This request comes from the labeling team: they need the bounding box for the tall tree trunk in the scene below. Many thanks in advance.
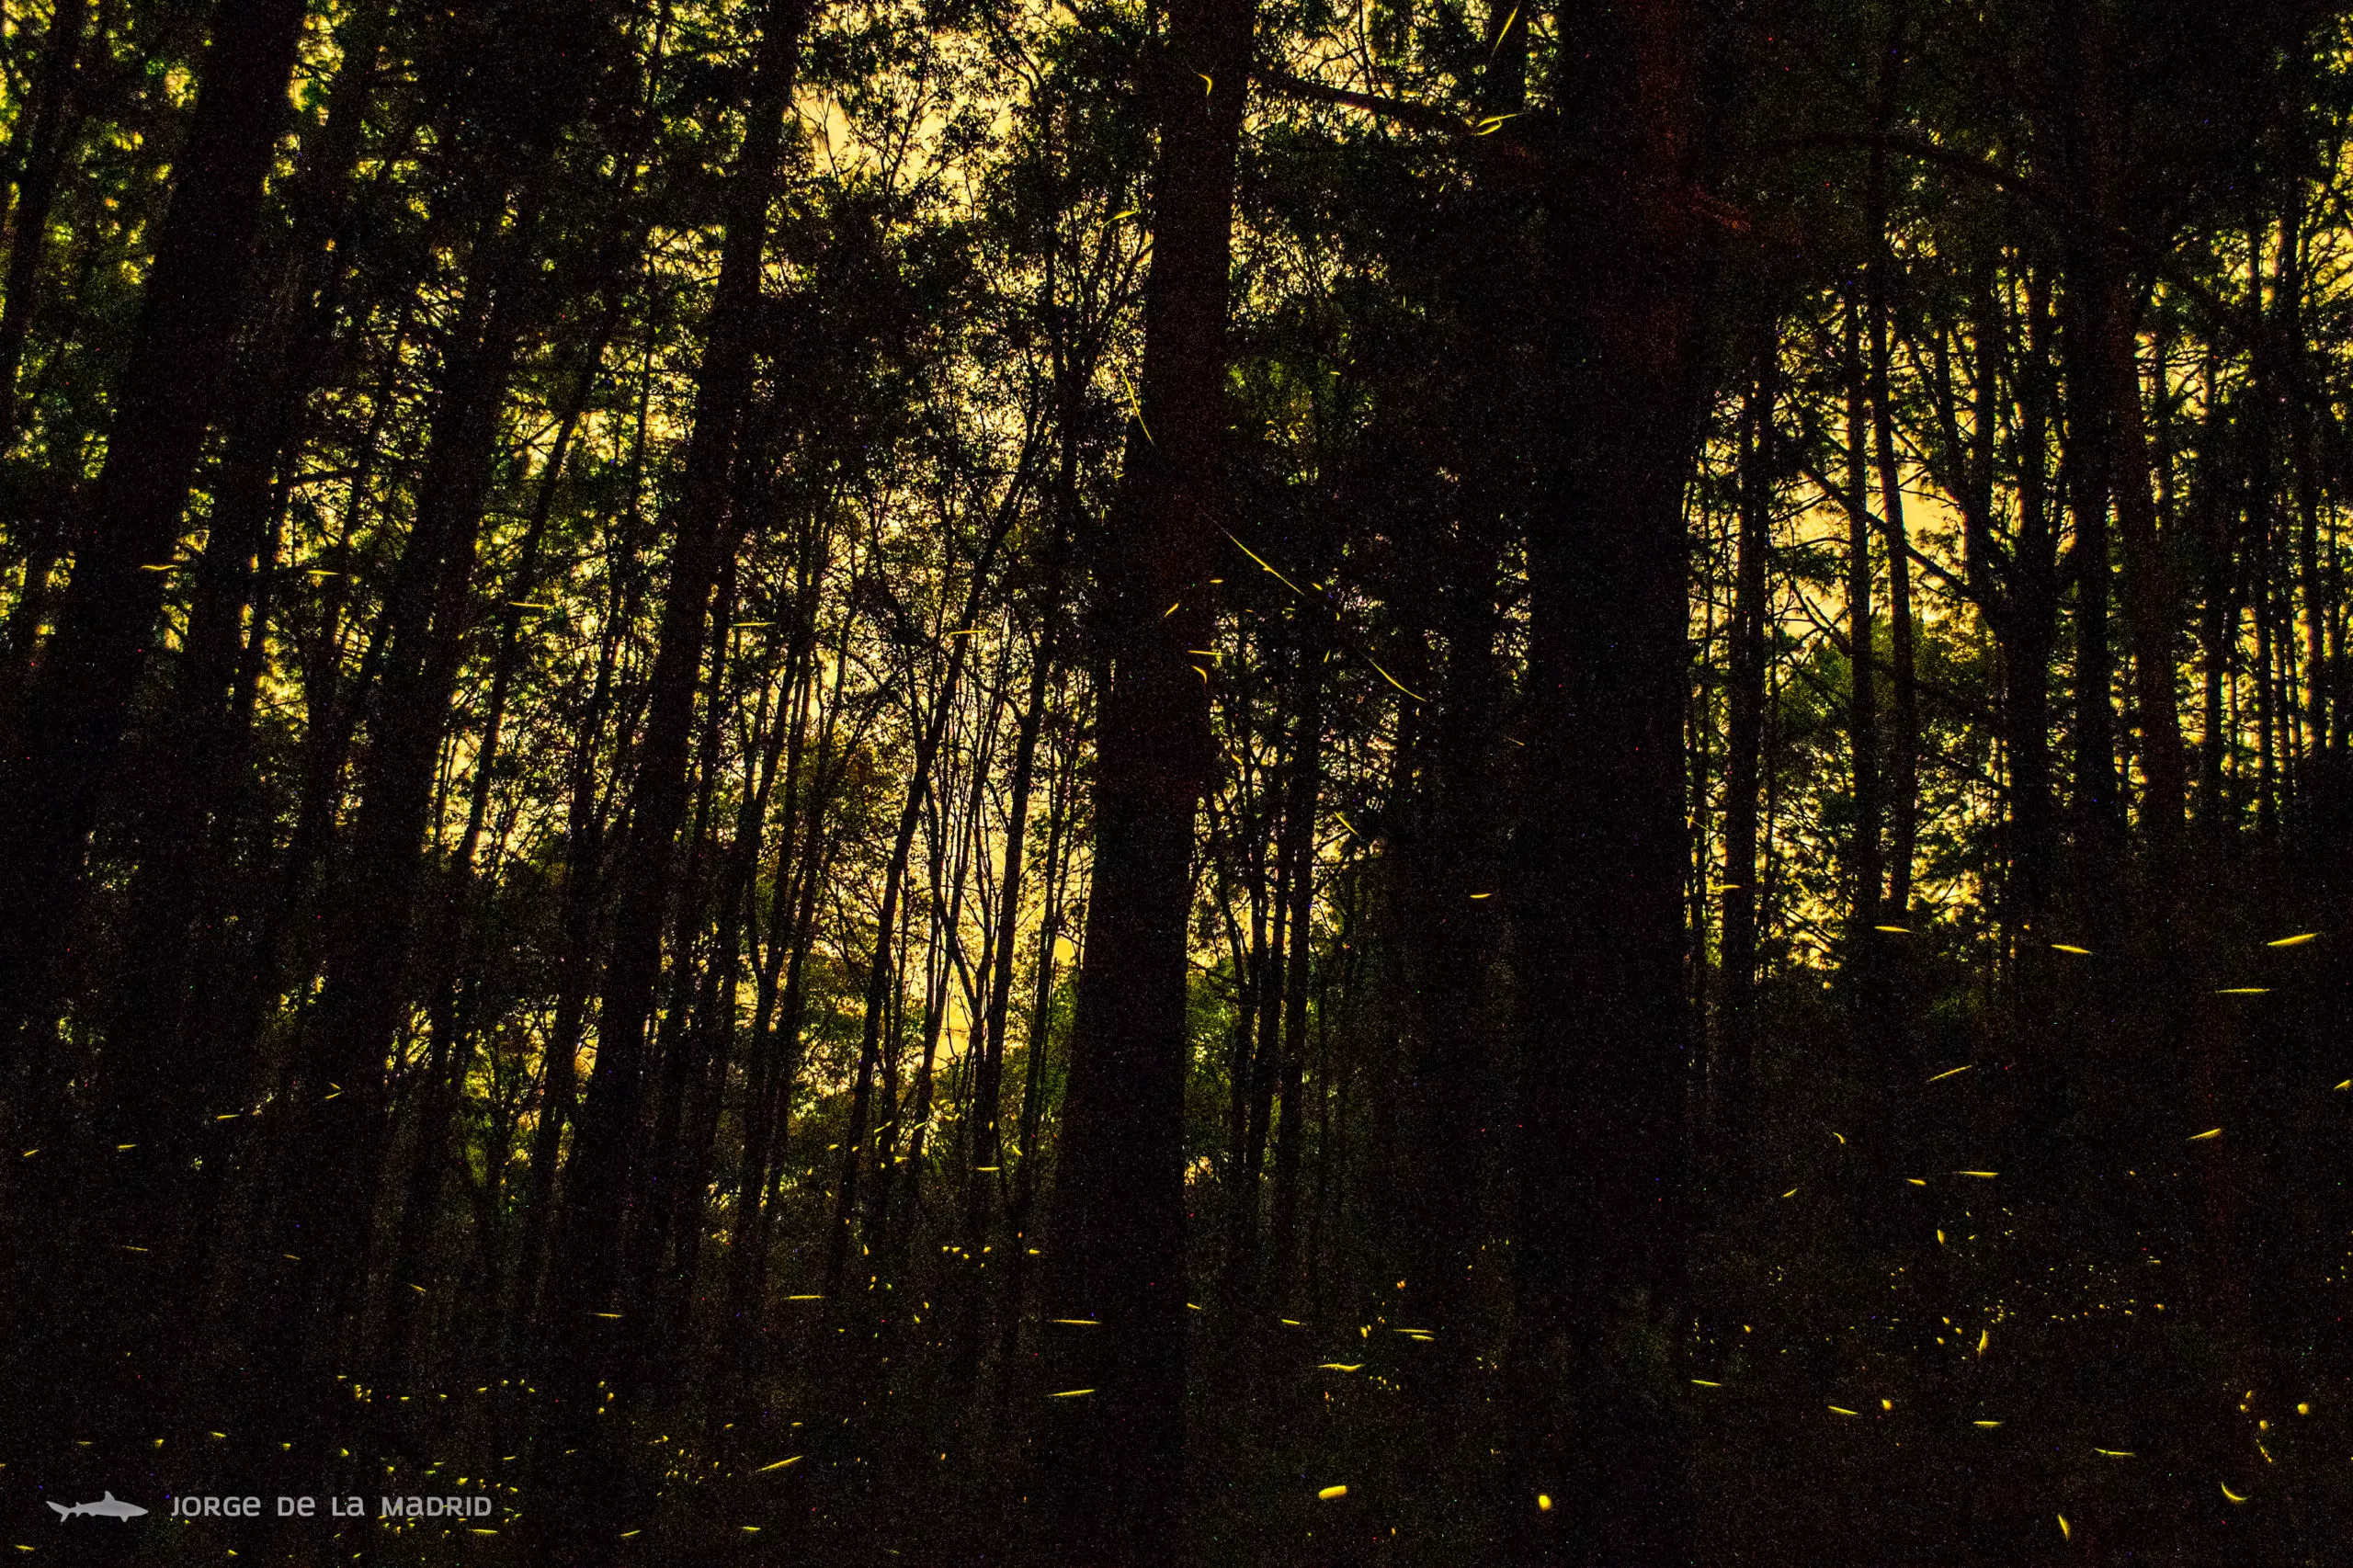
[1391,407,1507,1386]
[1867,5,1916,920]
[2197,357,2234,835]
[1034,0,1256,1552]
[2105,289,2187,855]
[822,493,1019,1297]
[553,0,808,1342]
[269,218,540,1440]
[539,13,807,1540]
[507,509,635,1369]
[0,0,311,1059]
[713,526,836,1432]
[2057,16,2122,867]
[2280,201,2330,765]
[1263,640,1321,1315]
[1508,2,1699,1561]
[0,0,86,444]
[373,353,603,1394]
[650,611,787,1401]
[1718,336,1774,1168]
[2008,267,2063,955]
[993,704,1076,1401]
[949,611,1053,1398]
[629,553,740,1341]
[1844,296,1882,938]
[1216,792,1270,1319]
[106,0,397,1122]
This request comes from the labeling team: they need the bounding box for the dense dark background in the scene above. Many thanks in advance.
[0,0,2348,1562]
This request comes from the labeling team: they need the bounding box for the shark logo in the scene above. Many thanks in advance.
[48,1491,148,1522]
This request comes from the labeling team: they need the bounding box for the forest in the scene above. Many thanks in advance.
[1,0,2349,1562]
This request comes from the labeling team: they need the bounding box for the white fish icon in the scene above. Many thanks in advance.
[48,1491,148,1521]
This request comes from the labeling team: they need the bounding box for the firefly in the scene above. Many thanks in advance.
[1363,654,1427,702]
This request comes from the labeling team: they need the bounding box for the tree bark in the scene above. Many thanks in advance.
[1034,0,1256,1552]
[1507,2,1700,1561]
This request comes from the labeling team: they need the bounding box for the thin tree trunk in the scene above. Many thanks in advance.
[949,612,1053,1399]
[1867,6,1916,919]
[0,0,85,444]
[2105,291,2187,853]
[713,524,836,1432]
[372,335,604,1394]
[271,213,541,1418]
[652,619,790,1400]
[629,551,740,1346]
[1264,640,1321,1316]
[1719,336,1774,1167]
[2063,253,2121,860]
[1845,296,1882,938]
[2009,267,2063,950]
[551,5,813,1420]
[993,700,1076,1401]
[507,423,649,1369]
[0,0,312,1057]
[823,484,1024,1298]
